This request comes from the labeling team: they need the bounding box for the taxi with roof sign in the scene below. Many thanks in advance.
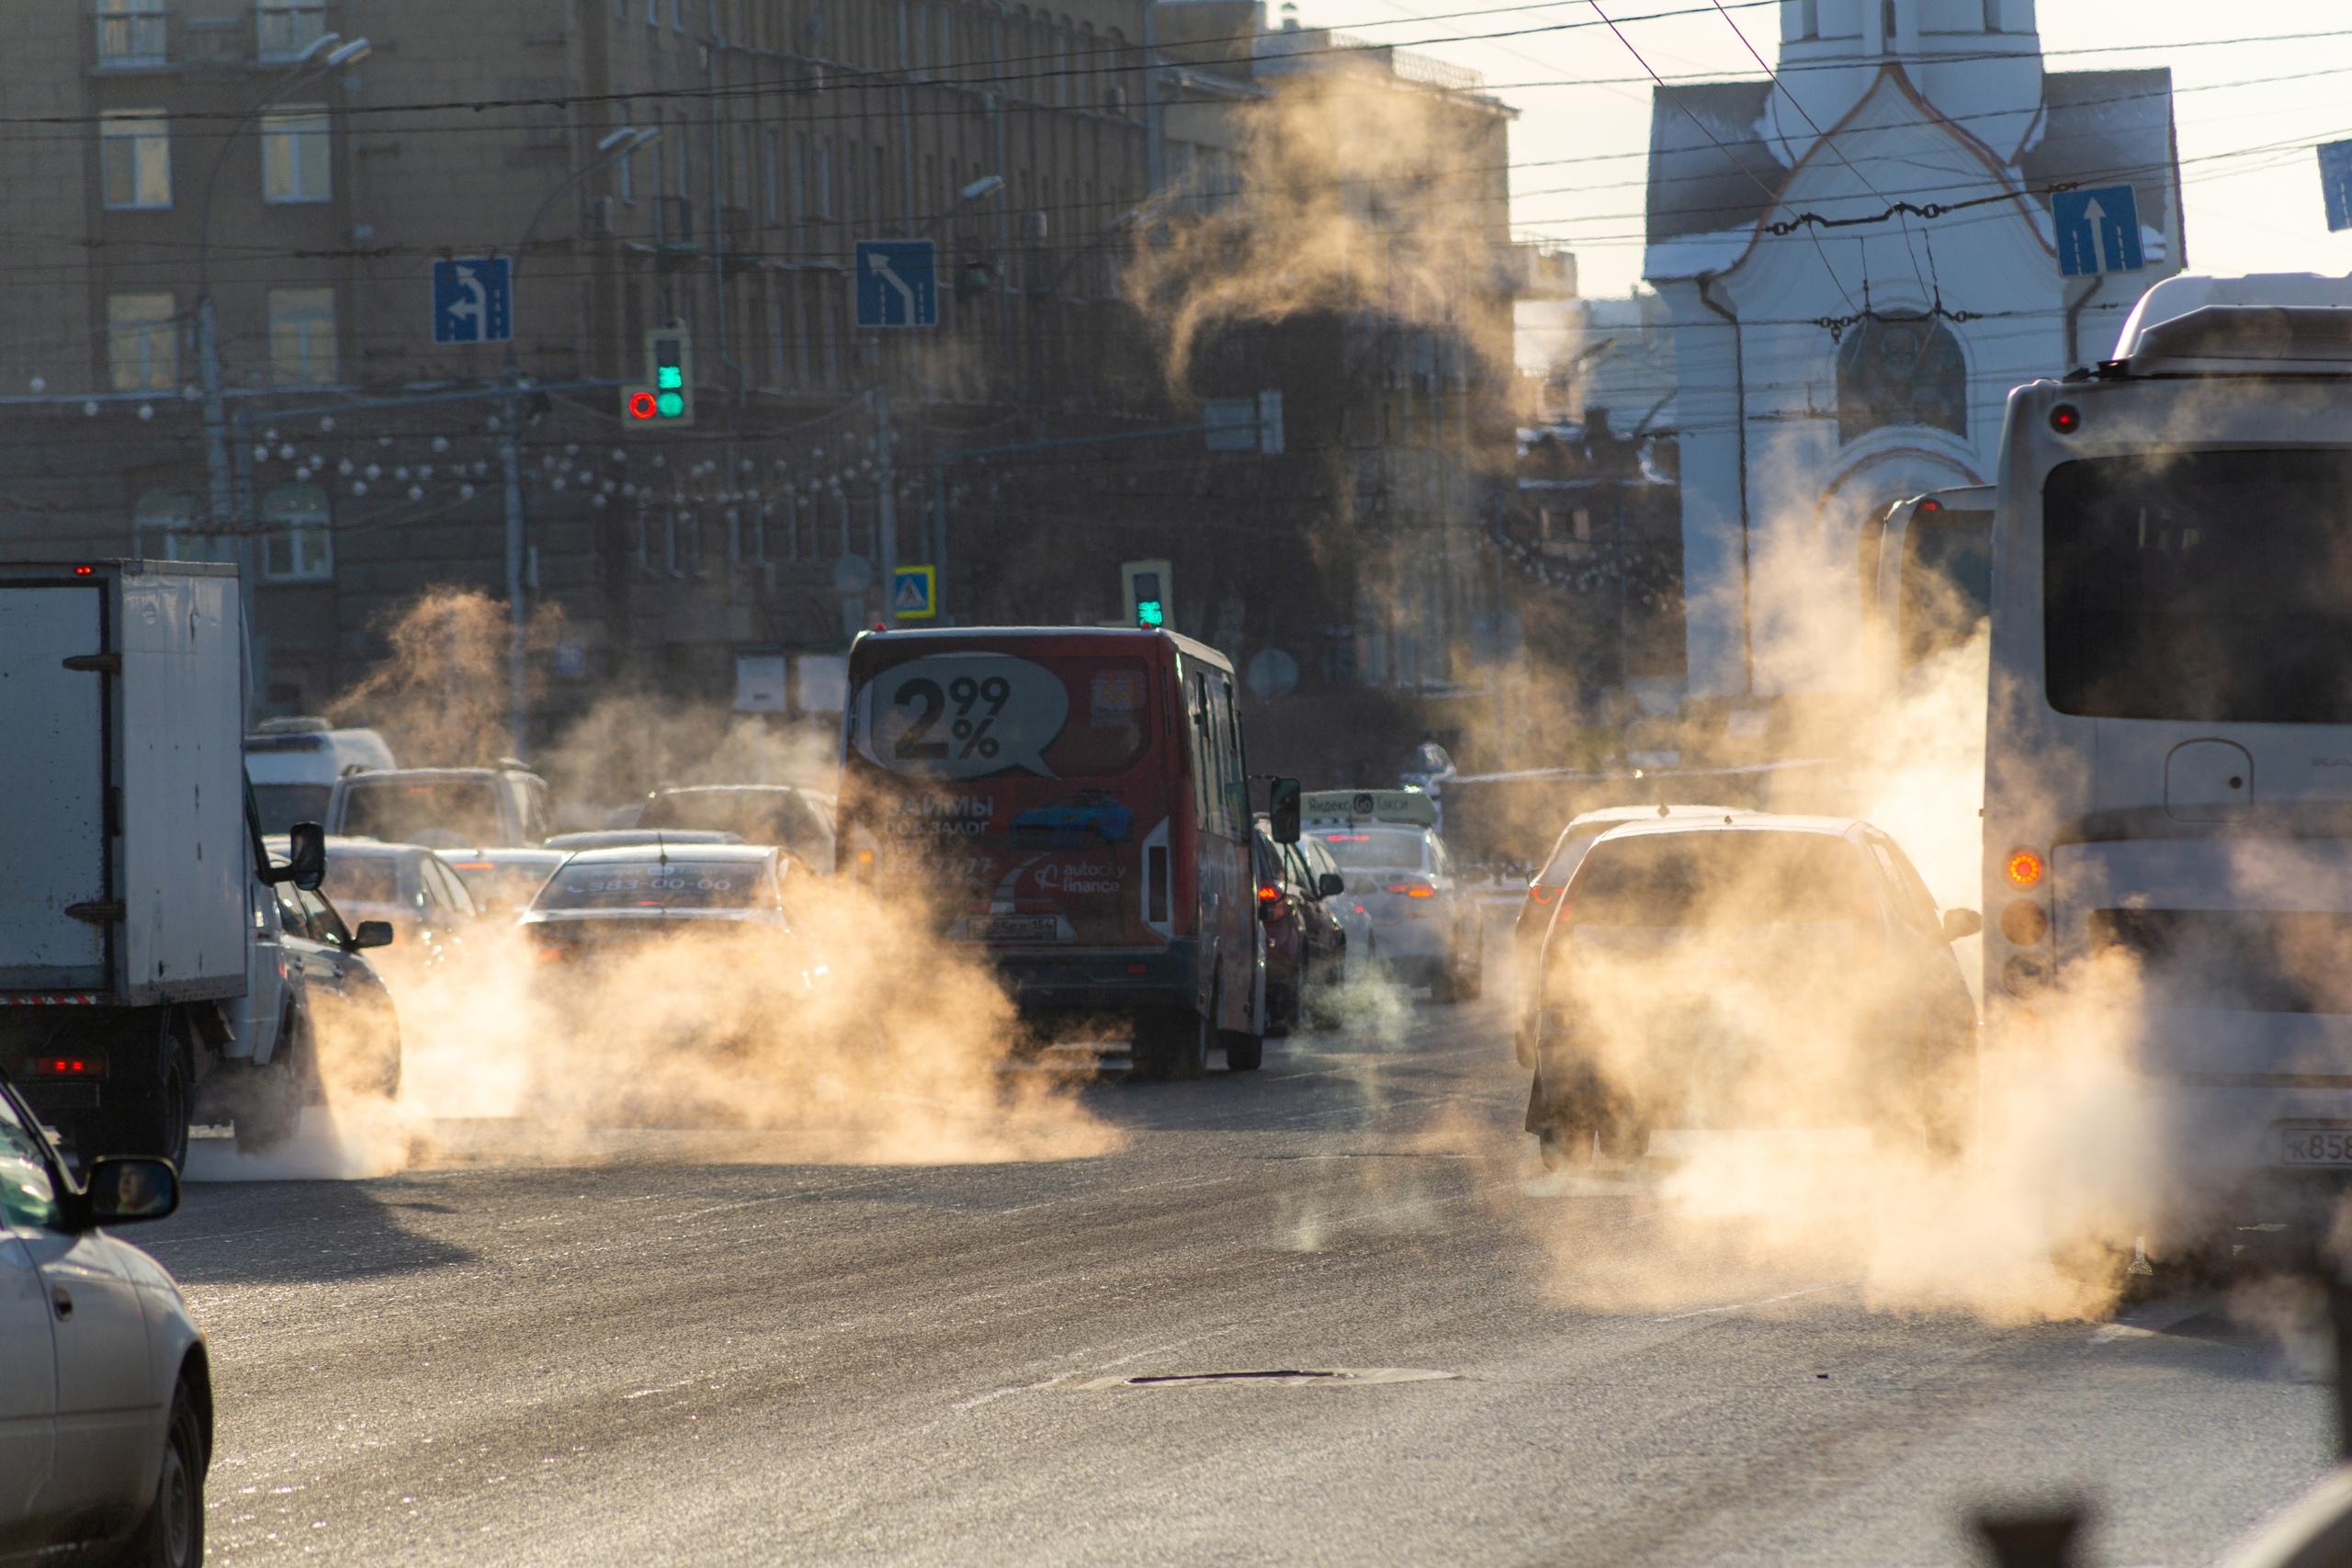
[1306,789,1483,1002]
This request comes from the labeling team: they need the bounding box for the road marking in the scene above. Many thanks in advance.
[2089,1295,2220,1345]
[1654,1284,1834,1322]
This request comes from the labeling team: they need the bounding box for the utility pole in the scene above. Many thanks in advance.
[196,298,243,659]
[501,382,527,757]
[875,387,898,625]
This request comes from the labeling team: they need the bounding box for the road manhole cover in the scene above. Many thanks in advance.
[1075,1368,1457,1391]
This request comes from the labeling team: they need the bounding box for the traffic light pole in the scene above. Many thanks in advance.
[501,381,526,757]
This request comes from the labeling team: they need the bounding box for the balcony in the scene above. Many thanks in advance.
[254,0,328,62]
[95,3,170,69]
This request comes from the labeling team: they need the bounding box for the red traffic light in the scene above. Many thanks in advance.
[627,390,659,421]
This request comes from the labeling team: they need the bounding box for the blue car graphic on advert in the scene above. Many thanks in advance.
[1012,791,1135,848]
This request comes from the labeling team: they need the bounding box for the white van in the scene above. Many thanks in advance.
[244,717,398,834]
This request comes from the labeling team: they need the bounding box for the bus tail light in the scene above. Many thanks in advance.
[2004,848,2046,890]
[2049,403,2082,434]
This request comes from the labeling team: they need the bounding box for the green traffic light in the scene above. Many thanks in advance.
[657,367,684,390]
[656,390,685,418]
[1136,599,1165,627]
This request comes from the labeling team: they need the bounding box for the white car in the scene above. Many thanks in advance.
[1,1074,208,1565]
[1309,822,1485,1001]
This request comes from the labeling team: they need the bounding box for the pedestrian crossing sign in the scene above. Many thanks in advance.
[891,564,937,621]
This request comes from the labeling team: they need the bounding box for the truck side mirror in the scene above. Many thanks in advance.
[1268,778,1302,845]
[277,822,327,892]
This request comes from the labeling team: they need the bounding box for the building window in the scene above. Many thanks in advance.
[671,0,684,29]
[910,3,927,69]
[619,141,636,204]
[96,0,168,67]
[101,111,171,209]
[763,129,780,223]
[262,485,333,582]
[261,107,331,203]
[815,139,833,219]
[107,293,178,389]
[268,288,337,385]
[254,1,328,61]
[1836,313,1968,445]
[134,490,227,563]
[935,6,953,69]
[1982,0,2002,30]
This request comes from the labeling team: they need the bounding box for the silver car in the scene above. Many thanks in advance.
[1,1074,207,1565]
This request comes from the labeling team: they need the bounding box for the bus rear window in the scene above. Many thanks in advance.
[849,652,1153,780]
[1899,510,1991,668]
[1572,833,1869,927]
[2045,450,2352,723]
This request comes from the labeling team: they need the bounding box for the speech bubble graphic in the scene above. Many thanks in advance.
[858,654,1070,779]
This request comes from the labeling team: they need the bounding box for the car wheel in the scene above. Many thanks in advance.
[99,1025,191,1171]
[234,1008,308,1155]
[1131,1002,1210,1081]
[1534,1121,1578,1172]
[115,1376,205,1568]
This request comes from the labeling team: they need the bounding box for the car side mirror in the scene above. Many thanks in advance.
[83,1156,179,1224]
[1318,873,1345,899]
[1268,777,1302,845]
[1941,908,1983,943]
[352,919,395,950]
[275,821,327,892]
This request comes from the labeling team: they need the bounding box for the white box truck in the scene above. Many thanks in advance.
[0,559,321,1164]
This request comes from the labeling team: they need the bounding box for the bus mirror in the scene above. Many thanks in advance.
[1269,778,1302,844]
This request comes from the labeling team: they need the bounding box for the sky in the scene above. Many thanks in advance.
[1298,0,2352,298]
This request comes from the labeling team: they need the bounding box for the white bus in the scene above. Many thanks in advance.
[1982,272,2352,1211]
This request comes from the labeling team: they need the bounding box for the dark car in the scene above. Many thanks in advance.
[1254,824,1347,1036]
[1524,814,1980,1169]
[520,846,815,1045]
[271,878,404,1108]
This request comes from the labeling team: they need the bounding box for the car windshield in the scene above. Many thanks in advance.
[322,856,403,908]
[253,782,333,836]
[1572,832,1870,927]
[1315,829,1428,872]
[341,778,505,847]
[2044,448,2352,722]
[445,859,554,912]
[537,860,772,911]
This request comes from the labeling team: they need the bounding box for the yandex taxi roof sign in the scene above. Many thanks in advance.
[1303,788,1438,829]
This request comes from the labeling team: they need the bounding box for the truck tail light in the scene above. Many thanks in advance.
[23,1055,105,1078]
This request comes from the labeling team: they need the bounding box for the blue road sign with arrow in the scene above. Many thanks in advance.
[2052,186,2143,278]
[432,256,513,344]
[2320,141,2352,233]
[855,240,938,329]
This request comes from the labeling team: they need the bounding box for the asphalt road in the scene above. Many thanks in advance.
[143,990,2334,1568]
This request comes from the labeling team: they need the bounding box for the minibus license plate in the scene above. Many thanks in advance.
[966,916,1060,943]
[2280,1129,2352,1167]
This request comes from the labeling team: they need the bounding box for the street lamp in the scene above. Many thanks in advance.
[190,31,371,698]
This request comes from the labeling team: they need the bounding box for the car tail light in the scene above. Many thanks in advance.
[1385,882,1435,897]
[2005,848,2045,890]
[532,942,571,964]
[1259,884,1288,919]
[1526,886,1559,907]
[22,1055,104,1078]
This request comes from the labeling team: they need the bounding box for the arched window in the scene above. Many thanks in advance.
[261,483,332,582]
[1836,314,1967,445]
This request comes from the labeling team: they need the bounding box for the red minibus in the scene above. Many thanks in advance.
[838,626,1293,1077]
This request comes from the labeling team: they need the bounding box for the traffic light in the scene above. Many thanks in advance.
[1122,559,1172,629]
[622,326,695,426]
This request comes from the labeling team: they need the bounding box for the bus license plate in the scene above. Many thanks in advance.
[2279,1129,2352,1167]
[965,916,1060,943]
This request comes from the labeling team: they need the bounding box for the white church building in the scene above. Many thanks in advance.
[1644,0,2183,696]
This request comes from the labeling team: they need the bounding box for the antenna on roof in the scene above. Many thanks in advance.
[1657,802,1669,818]
[657,832,670,867]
